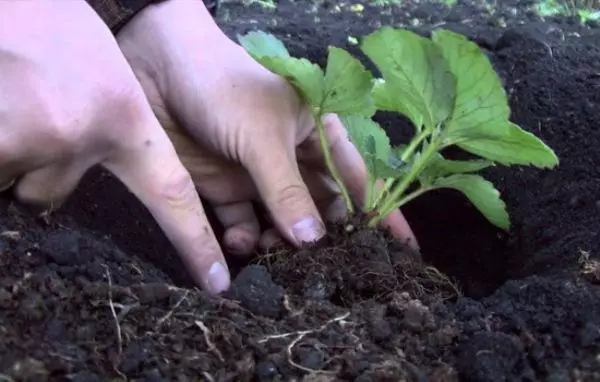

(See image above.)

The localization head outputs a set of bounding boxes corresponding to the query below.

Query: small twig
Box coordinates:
[39,201,55,225]
[129,263,143,276]
[11,272,32,294]
[202,372,215,382]
[98,302,140,322]
[155,290,189,330]
[259,311,351,343]
[285,332,337,375]
[0,231,20,240]
[115,303,140,321]
[195,320,225,363]
[259,311,351,374]
[282,294,304,317]
[103,265,123,356]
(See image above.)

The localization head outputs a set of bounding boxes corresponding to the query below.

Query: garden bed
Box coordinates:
[1,0,600,380]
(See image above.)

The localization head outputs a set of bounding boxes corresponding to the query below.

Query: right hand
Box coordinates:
[115,0,418,256]
[0,2,232,295]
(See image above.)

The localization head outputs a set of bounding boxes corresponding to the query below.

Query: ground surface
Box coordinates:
[1,0,600,381]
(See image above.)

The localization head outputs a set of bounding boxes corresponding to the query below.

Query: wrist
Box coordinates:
[85,0,166,33]
[116,0,236,98]
[118,1,227,75]
[120,0,225,44]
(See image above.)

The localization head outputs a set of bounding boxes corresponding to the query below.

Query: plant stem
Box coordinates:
[382,186,432,214]
[314,112,355,214]
[370,178,395,209]
[368,139,440,226]
[401,129,431,162]
[364,172,375,211]
[367,130,431,214]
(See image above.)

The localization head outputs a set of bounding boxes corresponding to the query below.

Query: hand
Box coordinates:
[116,1,418,254]
[0,2,232,294]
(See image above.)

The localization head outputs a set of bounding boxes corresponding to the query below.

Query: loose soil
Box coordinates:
[2,0,600,381]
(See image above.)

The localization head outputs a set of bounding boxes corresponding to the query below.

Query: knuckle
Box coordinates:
[45,122,78,151]
[34,102,80,152]
[158,165,198,205]
[101,84,148,126]
[273,183,312,209]
[19,82,81,153]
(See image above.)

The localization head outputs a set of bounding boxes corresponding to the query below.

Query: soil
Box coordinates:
[2,0,600,381]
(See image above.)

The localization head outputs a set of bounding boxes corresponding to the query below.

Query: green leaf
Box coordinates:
[361,27,456,130]
[238,31,325,107]
[322,47,375,116]
[456,121,559,167]
[237,31,290,58]
[341,115,399,178]
[431,29,509,137]
[432,29,558,168]
[433,174,509,230]
[252,56,326,107]
[421,153,494,182]
[372,79,398,112]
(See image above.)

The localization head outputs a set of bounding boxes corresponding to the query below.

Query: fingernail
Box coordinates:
[207,262,230,294]
[292,216,325,244]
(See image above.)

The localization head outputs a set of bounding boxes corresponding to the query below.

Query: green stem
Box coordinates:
[370,178,395,210]
[364,172,375,211]
[368,140,440,226]
[367,129,431,214]
[401,129,431,162]
[382,186,432,214]
[314,112,355,214]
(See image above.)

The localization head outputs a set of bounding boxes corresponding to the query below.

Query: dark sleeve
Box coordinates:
[86,0,220,34]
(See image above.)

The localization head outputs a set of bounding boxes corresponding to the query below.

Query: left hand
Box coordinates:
[116,0,418,258]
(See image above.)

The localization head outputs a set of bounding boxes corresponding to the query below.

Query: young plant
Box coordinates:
[238,27,559,232]
[238,30,377,214]
[534,0,600,24]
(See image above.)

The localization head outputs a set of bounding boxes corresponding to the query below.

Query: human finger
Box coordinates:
[242,135,326,247]
[298,165,348,223]
[103,113,230,295]
[12,160,93,208]
[212,201,261,257]
[259,227,287,251]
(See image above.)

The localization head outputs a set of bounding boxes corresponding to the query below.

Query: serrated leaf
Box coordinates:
[372,79,398,112]
[431,29,509,137]
[361,27,456,130]
[237,31,290,58]
[421,153,494,182]
[238,31,325,107]
[253,55,325,107]
[322,47,375,116]
[456,121,559,167]
[341,115,399,179]
[364,137,399,178]
[432,29,558,168]
[433,174,509,230]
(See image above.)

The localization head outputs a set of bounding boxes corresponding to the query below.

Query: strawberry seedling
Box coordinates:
[238,27,559,231]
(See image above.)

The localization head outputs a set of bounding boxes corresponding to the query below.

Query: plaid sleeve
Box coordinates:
[86,0,220,34]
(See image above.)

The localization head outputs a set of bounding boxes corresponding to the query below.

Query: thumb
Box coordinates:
[243,137,325,247]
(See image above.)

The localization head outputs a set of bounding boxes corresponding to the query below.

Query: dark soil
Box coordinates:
[2,0,600,380]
